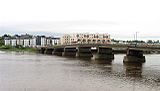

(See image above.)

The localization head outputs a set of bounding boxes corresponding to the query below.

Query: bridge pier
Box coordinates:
[44,48,54,55]
[52,47,64,56]
[123,48,145,63]
[77,46,93,59]
[94,47,114,60]
[63,46,77,57]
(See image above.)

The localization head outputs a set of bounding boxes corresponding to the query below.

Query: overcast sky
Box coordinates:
[0,0,160,40]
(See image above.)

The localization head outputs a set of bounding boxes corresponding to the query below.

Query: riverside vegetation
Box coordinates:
[0,45,37,52]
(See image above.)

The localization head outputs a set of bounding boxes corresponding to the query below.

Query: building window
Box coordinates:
[76,34,79,37]
[82,39,86,43]
[97,40,101,43]
[77,39,81,41]
[102,40,105,43]
[87,39,91,44]
[87,35,89,38]
[93,40,96,43]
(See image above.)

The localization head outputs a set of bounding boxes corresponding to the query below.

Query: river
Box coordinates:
[0,51,160,91]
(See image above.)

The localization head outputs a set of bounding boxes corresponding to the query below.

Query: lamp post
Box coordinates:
[136,32,138,41]
[135,32,139,47]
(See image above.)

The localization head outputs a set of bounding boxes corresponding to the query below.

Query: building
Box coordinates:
[19,34,33,47]
[60,33,111,45]
[4,37,11,45]
[52,37,60,45]
[4,34,61,47]
[31,35,47,47]
[60,34,71,45]
[33,36,41,47]
[40,36,46,47]
[28,35,60,47]
[46,37,52,46]
[3,33,111,47]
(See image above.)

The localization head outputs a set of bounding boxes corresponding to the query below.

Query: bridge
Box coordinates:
[38,44,160,63]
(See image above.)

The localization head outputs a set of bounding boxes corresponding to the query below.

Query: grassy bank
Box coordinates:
[0,45,38,52]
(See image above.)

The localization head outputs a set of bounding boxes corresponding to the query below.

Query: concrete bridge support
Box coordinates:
[94,47,114,60]
[63,46,77,57]
[77,46,93,59]
[123,48,145,63]
[44,48,54,55]
[52,47,64,56]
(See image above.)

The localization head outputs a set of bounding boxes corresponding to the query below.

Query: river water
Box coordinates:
[0,51,160,91]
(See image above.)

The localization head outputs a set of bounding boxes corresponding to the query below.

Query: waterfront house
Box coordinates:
[4,37,11,45]
[60,33,111,45]
[52,37,60,46]
[60,34,71,45]
[46,37,52,46]
[4,34,60,47]
[20,34,33,47]
[40,36,46,47]
[11,35,20,46]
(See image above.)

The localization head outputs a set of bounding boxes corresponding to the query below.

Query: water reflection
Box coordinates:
[124,62,143,78]
[91,59,112,64]
[98,62,112,73]
[78,57,92,61]
[1,51,160,91]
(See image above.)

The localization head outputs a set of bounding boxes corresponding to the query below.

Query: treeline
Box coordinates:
[111,39,160,44]
[0,36,4,46]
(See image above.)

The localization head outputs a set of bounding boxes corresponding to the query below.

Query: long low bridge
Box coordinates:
[38,44,160,63]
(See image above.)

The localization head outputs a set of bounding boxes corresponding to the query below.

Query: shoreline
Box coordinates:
[0,45,38,53]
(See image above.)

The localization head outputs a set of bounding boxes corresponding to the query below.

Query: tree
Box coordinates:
[0,37,4,46]
[155,40,159,44]
[147,40,153,44]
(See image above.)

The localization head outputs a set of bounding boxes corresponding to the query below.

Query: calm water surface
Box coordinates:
[0,51,160,91]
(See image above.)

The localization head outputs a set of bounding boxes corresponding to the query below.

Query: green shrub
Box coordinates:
[0,45,12,49]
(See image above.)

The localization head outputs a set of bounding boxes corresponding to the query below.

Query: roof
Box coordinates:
[20,34,33,39]
[52,37,60,39]
[4,37,11,40]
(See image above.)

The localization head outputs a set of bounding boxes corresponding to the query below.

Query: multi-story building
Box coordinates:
[11,38,17,46]
[33,36,41,47]
[31,36,60,47]
[40,36,46,47]
[4,37,11,45]
[52,37,60,45]
[4,34,61,47]
[19,34,33,47]
[32,36,47,47]
[60,33,111,45]
[60,34,71,45]
[46,37,52,46]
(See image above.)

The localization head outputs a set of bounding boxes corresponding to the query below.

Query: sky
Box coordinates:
[0,0,160,40]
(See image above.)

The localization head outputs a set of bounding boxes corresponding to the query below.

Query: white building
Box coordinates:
[4,37,11,45]
[11,39,17,46]
[52,38,60,45]
[4,34,60,47]
[41,36,46,47]
[46,37,52,46]
[23,39,30,47]
[32,37,37,47]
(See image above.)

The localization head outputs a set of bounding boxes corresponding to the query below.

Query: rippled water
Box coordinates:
[0,51,160,91]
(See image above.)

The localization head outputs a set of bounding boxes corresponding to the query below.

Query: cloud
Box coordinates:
[0,0,160,41]
[0,20,160,41]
